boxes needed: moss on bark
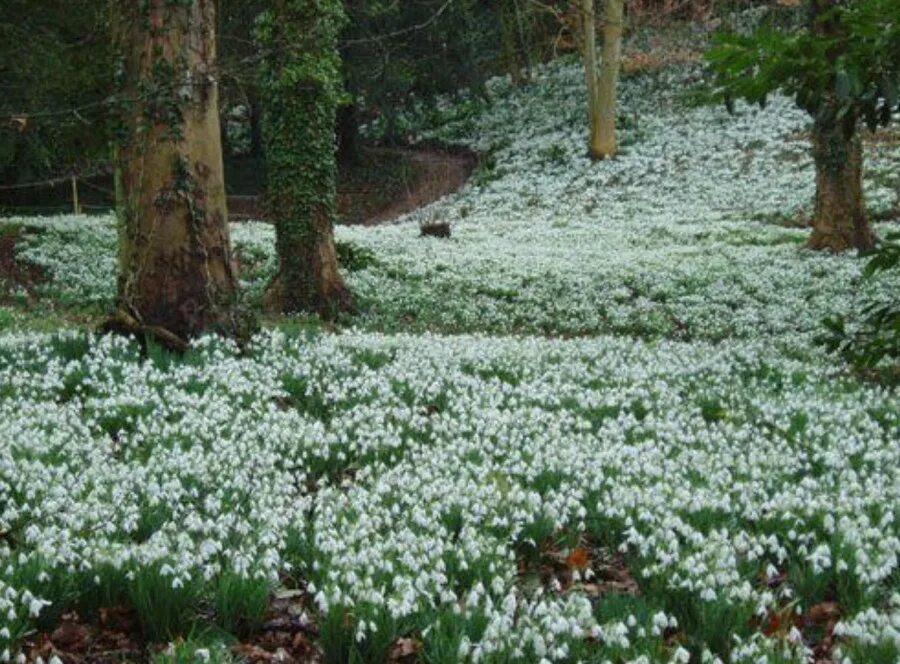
[257,0,352,317]
[111,0,238,341]
[808,101,876,252]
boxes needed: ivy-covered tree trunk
[594,0,624,159]
[111,0,237,341]
[808,101,876,252]
[257,0,352,316]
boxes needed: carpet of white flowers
[1,57,899,663]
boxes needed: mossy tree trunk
[808,101,876,252]
[111,0,237,341]
[595,0,624,159]
[257,0,352,317]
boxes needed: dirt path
[228,146,477,225]
[0,229,44,302]
[354,147,477,225]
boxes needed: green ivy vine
[257,0,346,312]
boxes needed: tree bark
[111,0,238,341]
[580,0,603,158]
[513,0,534,83]
[501,0,530,86]
[258,0,352,318]
[804,0,876,252]
[595,0,624,159]
[808,103,876,252]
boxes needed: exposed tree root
[99,309,190,354]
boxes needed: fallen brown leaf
[233,643,278,662]
[389,637,422,662]
[807,602,840,624]
[50,618,90,653]
[566,547,590,570]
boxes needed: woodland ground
[1,33,900,664]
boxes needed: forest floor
[225,147,477,226]
[1,33,900,664]
[0,225,43,303]
[342,147,477,226]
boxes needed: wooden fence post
[71,175,81,214]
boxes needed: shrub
[821,238,900,379]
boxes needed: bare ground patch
[0,225,45,302]
[228,146,476,227]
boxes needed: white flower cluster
[1,55,899,662]
[8,63,899,341]
[833,593,900,662]
[0,327,897,661]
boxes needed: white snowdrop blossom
[1,42,899,664]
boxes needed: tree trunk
[111,0,238,341]
[580,0,603,158]
[258,0,352,317]
[512,0,534,83]
[804,0,876,253]
[502,18,525,85]
[808,103,876,252]
[501,0,529,86]
[595,0,624,159]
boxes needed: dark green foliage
[706,0,896,253]
[213,571,270,637]
[821,238,900,376]
[500,0,534,84]
[341,0,499,143]
[706,0,900,132]
[3,0,515,198]
[0,1,111,189]
[128,562,203,641]
[335,241,378,272]
[257,0,346,312]
[219,2,270,158]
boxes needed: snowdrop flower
[2,60,899,662]
[28,597,50,618]
[671,647,690,663]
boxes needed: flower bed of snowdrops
[1,328,898,663]
[7,62,899,342]
[1,55,899,663]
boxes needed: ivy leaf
[835,68,852,101]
